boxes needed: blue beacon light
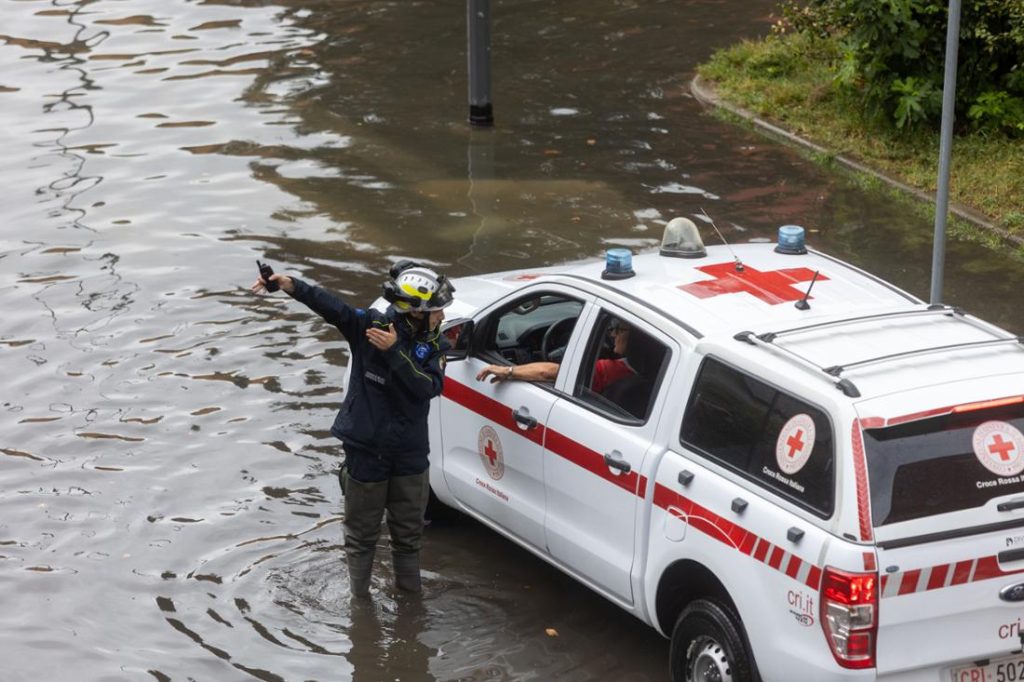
[775,224,807,254]
[602,248,635,280]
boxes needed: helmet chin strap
[407,310,433,335]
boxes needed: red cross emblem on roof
[679,262,828,305]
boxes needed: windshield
[863,399,1024,526]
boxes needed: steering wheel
[541,317,576,361]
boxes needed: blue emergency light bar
[602,248,635,280]
[775,225,807,255]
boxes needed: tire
[669,599,756,682]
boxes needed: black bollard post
[467,0,494,127]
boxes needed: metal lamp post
[929,0,962,305]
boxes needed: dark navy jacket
[289,278,448,473]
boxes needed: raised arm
[252,273,365,340]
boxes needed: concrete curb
[690,75,1023,248]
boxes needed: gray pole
[929,0,962,305]
[467,0,494,126]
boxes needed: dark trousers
[339,449,430,560]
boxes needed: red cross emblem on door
[477,425,505,480]
[679,262,828,305]
[484,439,499,466]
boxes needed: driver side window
[573,312,668,422]
[478,293,584,366]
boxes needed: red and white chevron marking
[880,555,1024,599]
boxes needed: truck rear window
[863,400,1024,526]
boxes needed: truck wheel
[669,599,755,682]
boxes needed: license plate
[951,654,1024,682]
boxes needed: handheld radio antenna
[700,207,743,272]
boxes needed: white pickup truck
[426,220,1024,682]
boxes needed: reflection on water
[1,0,1022,679]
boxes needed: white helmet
[383,262,455,312]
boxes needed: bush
[779,0,1024,134]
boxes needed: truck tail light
[820,567,878,669]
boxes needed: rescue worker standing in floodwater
[250,261,454,597]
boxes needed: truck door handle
[603,452,631,473]
[512,409,538,429]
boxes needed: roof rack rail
[734,331,862,398]
[823,337,1024,377]
[736,305,1024,398]
[756,305,964,343]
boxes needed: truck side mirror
[442,318,474,361]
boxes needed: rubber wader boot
[392,552,421,593]
[347,554,374,598]
[386,471,430,592]
[341,468,388,598]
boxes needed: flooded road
[2,0,1022,680]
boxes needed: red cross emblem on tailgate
[989,434,1017,461]
[679,263,828,305]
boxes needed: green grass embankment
[696,33,1024,252]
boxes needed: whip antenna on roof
[700,207,743,272]
[795,270,820,311]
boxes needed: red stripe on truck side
[543,429,643,496]
[806,565,822,591]
[445,378,824,589]
[898,569,921,596]
[785,555,803,580]
[951,561,974,585]
[727,524,749,550]
[739,532,757,556]
[445,377,647,495]
[926,564,949,591]
[446,377,1024,601]
[653,484,820,588]
[974,556,1004,582]
[443,377,546,446]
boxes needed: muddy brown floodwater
[2,0,1022,680]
